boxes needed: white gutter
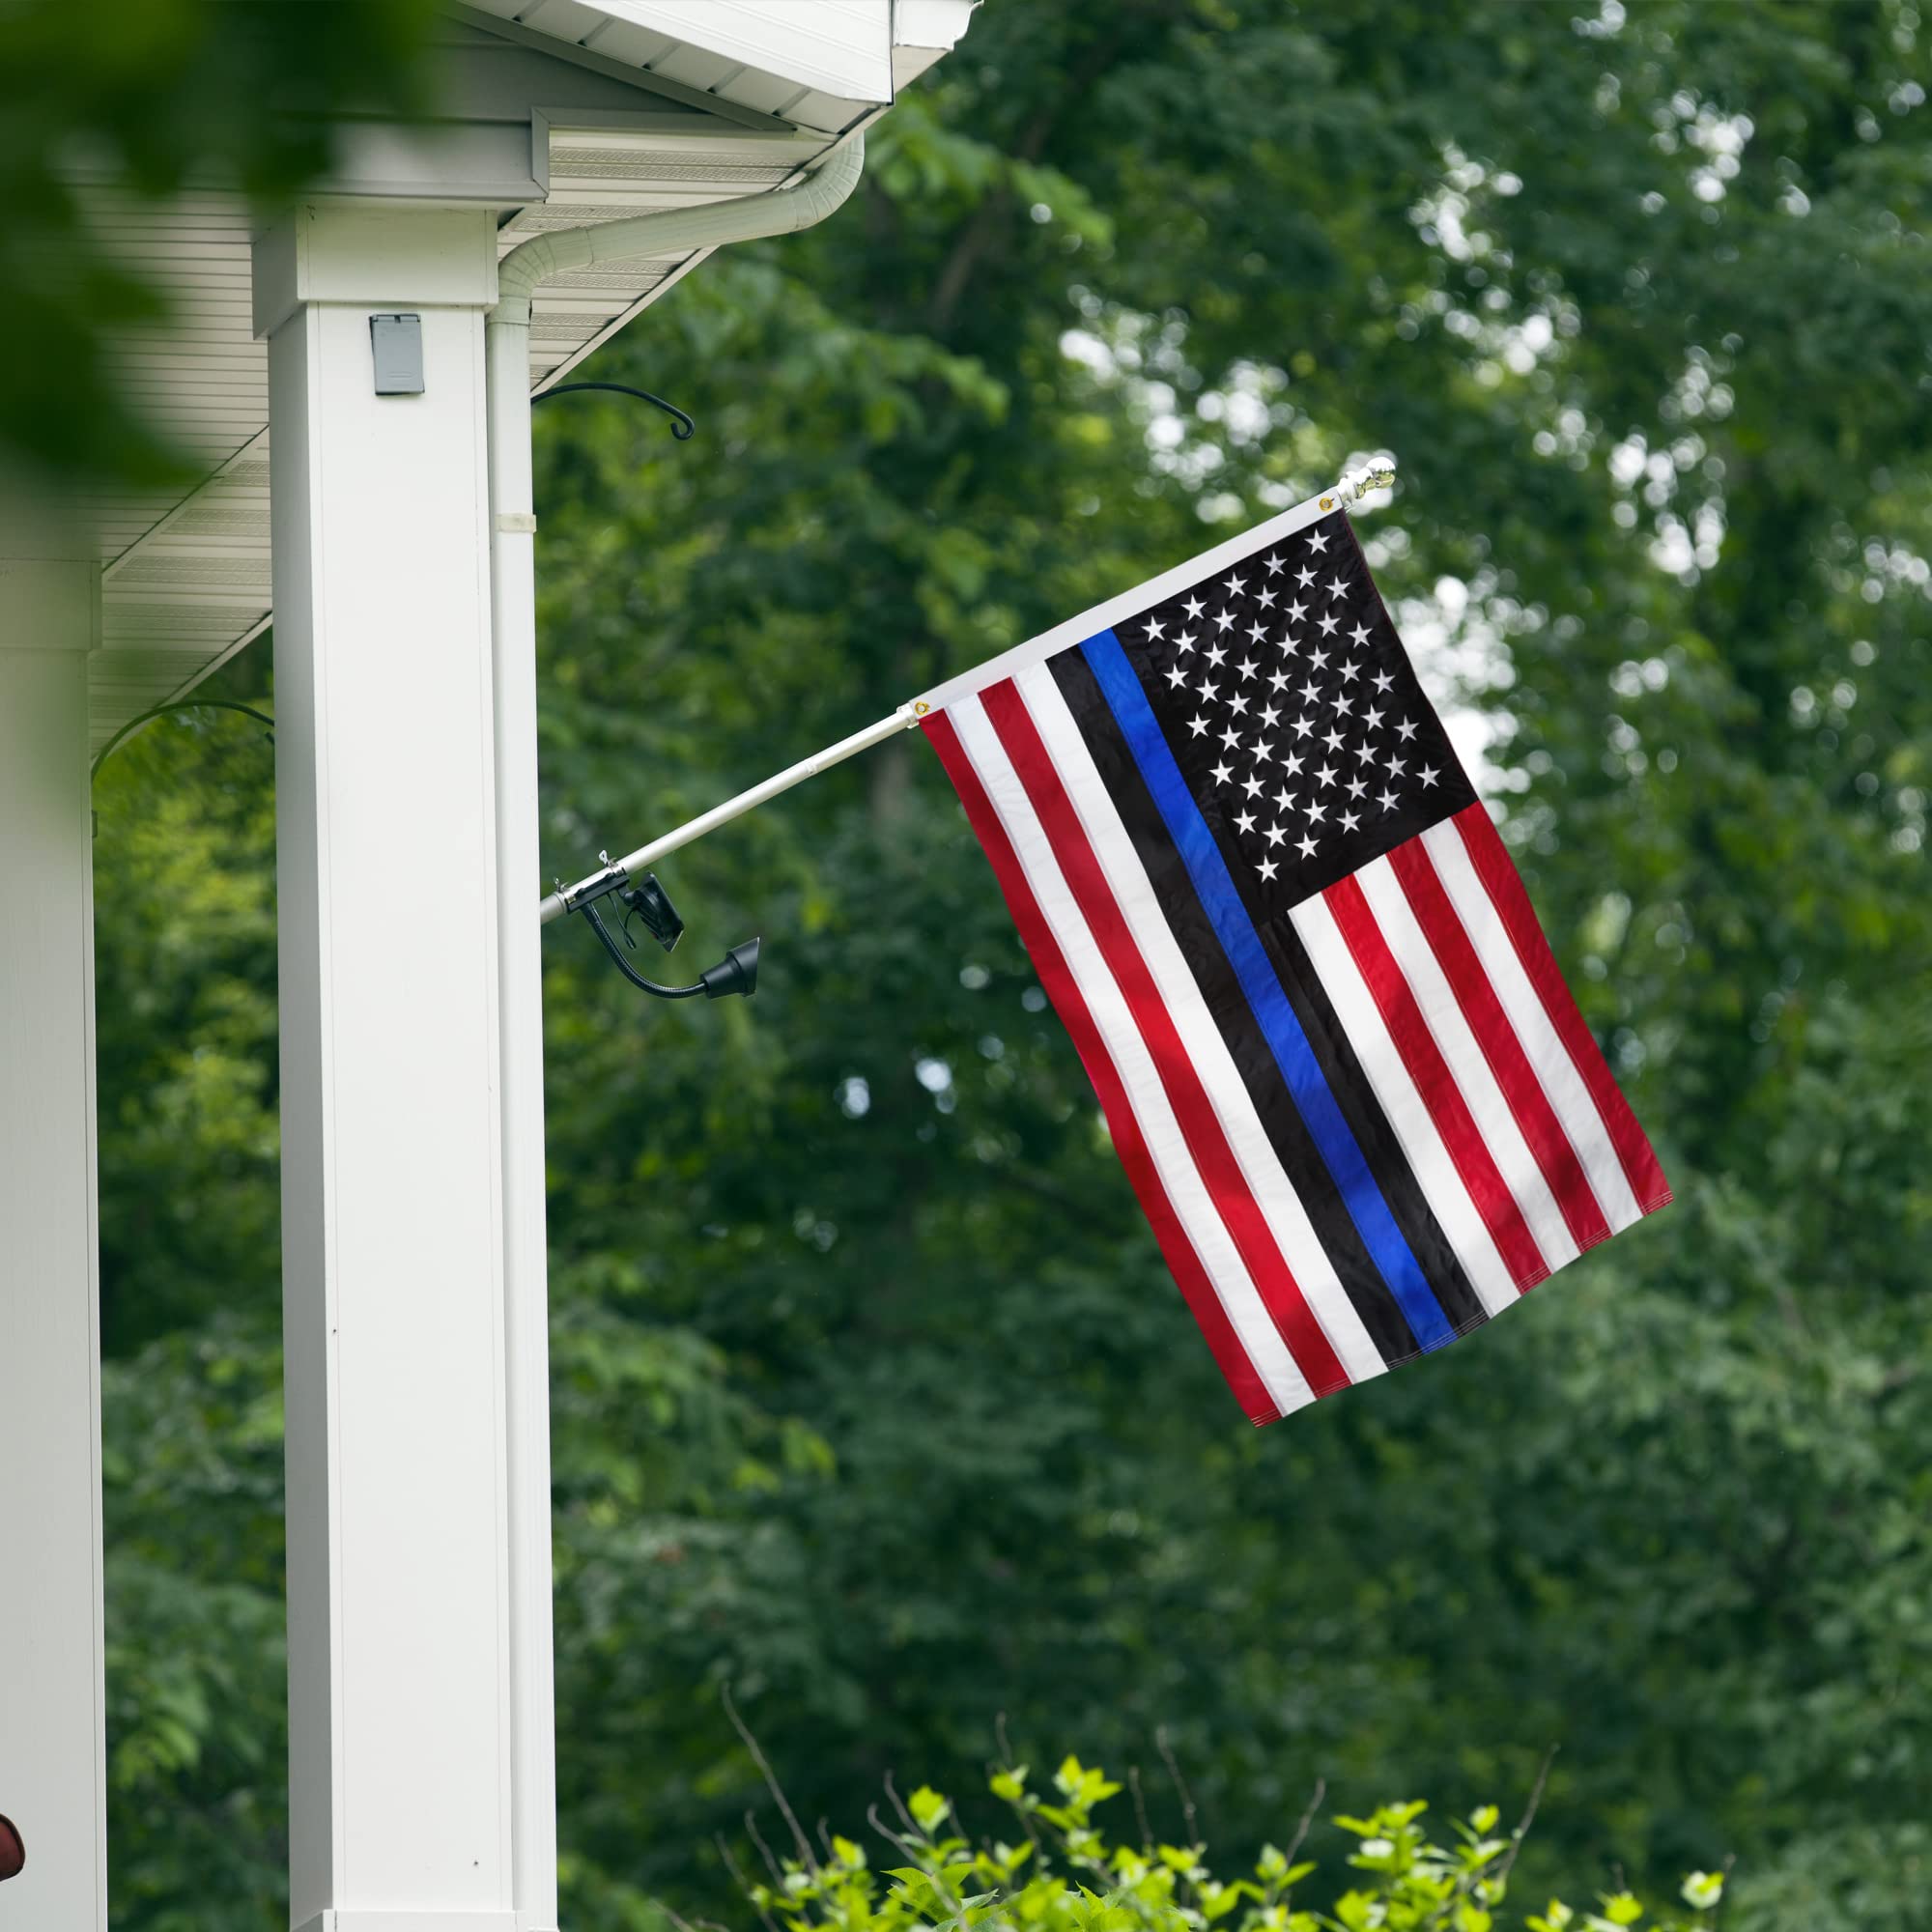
[480,133,865,1932]
[495,131,864,306]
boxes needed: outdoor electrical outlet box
[370,313,424,395]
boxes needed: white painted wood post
[0,559,109,1932]
[255,204,557,1932]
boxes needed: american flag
[917,495,1671,1425]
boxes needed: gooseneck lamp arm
[581,901,706,997]
[566,867,761,1003]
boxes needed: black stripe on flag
[1253,894,1492,1338]
[1082,522,1484,1345]
[1066,641,1484,1352]
[1048,645,1423,1367]
[1100,616,1494,1341]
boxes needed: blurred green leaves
[0,0,440,487]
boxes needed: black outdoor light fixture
[572,861,760,1004]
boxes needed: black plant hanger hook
[533,380,696,440]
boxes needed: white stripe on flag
[1419,822,1644,1233]
[1014,665,1387,1386]
[1354,855,1582,1272]
[1290,890,1521,1318]
[950,695,1316,1417]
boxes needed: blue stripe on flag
[1079,627,1458,1352]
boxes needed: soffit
[82,106,831,753]
[456,0,976,133]
[68,2,972,751]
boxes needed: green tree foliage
[87,3,1932,1929]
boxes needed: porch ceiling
[75,0,974,753]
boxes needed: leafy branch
[726,1736,1732,1932]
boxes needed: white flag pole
[538,704,922,923]
[538,461,1396,927]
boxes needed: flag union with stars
[1113,511,1477,909]
[920,495,1670,1428]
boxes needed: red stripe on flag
[923,708,1281,1424]
[1323,874,1549,1292]
[978,680,1350,1397]
[1449,804,1672,1214]
[1383,837,1614,1253]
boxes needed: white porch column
[0,559,108,1932]
[255,204,556,1932]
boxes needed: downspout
[481,133,865,1932]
